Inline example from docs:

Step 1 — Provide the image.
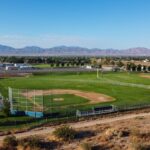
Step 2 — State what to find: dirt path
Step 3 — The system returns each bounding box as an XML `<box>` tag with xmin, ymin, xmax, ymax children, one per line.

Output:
<box><xmin>22</xmin><ymin>89</ymin><xmax>115</xmax><ymax>104</ymax></box>
<box><xmin>0</xmin><ymin>112</ymin><xmax>150</xmax><ymax>142</ymax></box>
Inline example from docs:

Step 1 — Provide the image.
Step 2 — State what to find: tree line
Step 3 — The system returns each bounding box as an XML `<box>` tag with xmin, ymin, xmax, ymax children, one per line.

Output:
<box><xmin>0</xmin><ymin>56</ymin><xmax>150</xmax><ymax>71</ymax></box>
<box><xmin>0</xmin><ymin>56</ymin><xmax>149</xmax><ymax>64</ymax></box>
<box><xmin>126</xmin><ymin>63</ymin><xmax>150</xmax><ymax>72</ymax></box>
<box><xmin>0</xmin><ymin>56</ymin><xmax>90</xmax><ymax>66</ymax></box>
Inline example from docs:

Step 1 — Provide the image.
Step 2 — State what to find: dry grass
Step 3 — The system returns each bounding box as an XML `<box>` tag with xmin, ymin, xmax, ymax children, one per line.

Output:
<box><xmin>1</xmin><ymin>114</ymin><xmax>150</xmax><ymax>150</ymax></box>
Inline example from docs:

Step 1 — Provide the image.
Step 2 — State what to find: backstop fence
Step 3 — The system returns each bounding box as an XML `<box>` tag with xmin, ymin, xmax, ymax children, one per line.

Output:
<box><xmin>8</xmin><ymin>87</ymin><xmax>78</xmax><ymax>118</ymax></box>
<box><xmin>0</xmin><ymin>92</ymin><xmax>3</xmax><ymax>110</ymax></box>
<box><xmin>8</xmin><ymin>87</ymin><xmax>150</xmax><ymax>118</ymax></box>
<box><xmin>9</xmin><ymin>87</ymin><xmax>44</xmax><ymax>117</ymax></box>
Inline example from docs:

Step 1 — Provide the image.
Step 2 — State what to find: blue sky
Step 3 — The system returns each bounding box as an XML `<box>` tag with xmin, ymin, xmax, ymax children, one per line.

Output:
<box><xmin>0</xmin><ymin>0</ymin><xmax>150</xmax><ymax>49</ymax></box>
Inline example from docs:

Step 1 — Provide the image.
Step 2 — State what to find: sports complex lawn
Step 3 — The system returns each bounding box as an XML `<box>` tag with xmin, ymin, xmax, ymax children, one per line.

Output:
<box><xmin>33</xmin><ymin>63</ymin><xmax>51</xmax><ymax>68</ymax></box>
<box><xmin>0</xmin><ymin>72</ymin><xmax>150</xmax><ymax>107</ymax></box>
<box><xmin>43</xmin><ymin>94</ymin><xmax>89</xmax><ymax>107</ymax></box>
<box><xmin>0</xmin><ymin>71</ymin><xmax>150</xmax><ymax>131</ymax></box>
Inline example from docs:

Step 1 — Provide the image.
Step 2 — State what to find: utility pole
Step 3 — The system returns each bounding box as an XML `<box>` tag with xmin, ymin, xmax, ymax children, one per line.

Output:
<box><xmin>97</xmin><ymin>68</ymin><xmax>99</xmax><ymax>79</ymax></box>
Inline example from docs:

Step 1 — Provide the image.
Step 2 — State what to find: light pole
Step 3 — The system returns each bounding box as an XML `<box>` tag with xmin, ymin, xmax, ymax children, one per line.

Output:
<box><xmin>97</xmin><ymin>68</ymin><xmax>99</xmax><ymax>79</ymax></box>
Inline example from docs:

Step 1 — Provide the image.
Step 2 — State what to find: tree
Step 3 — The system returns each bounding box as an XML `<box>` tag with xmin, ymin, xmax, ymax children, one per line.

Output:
<box><xmin>131</xmin><ymin>63</ymin><xmax>136</xmax><ymax>71</ymax></box>
<box><xmin>110</xmin><ymin>60</ymin><xmax>115</xmax><ymax>66</ymax></box>
<box><xmin>90</xmin><ymin>58</ymin><xmax>97</xmax><ymax>67</ymax></box>
<box><xmin>103</xmin><ymin>58</ymin><xmax>111</xmax><ymax>65</ymax></box>
<box><xmin>126</xmin><ymin>63</ymin><xmax>131</xmax><ymax>71</ymax></box>
<box><xmin>61</xmin><ymin>62</ymin><xmax>65</xmax><ymax>67</ymax></box>
<box><xmin>66</xmin><ymin>63</ymin><xmax>70</xmax><ymax>67</ymax></box>
<box><xmin>51</xmin><ymin>63</ymin><xmax>55</xmax><ymax>68</ymax></box>
<box><xmin>116</xmin><ymin>61</ymin><xmax>124</xmax><ymax>67</ymax></box>
<box><xmin>56</xmin><ymin>62</ymin><xmax>60</xmax><ymax>67</ymax></box>
<box><xmin>71</xmin><ymin>61</ymin><xmax>74</xmax><ymax>67</ymax></box>
<box><xmin>81</xmin><ymin>62</ymin><xmax>85</xmax><ymax>67</ymax></box>
<box><xmin>143</xmin><ymin>65</ymin><xmax>146</xmax><ymax>72</ymax></box>
<box><xmin>137</xmin><ymin>64</ymin><xmax>142</xmax><ymax>72</ymax></box>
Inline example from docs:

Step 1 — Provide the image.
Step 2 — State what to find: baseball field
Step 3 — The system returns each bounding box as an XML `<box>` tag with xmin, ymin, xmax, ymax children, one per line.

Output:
<box><xmin>0</xmin><ymin>71</ymin><xmax>150</xmax><ymax>115</ymax></box>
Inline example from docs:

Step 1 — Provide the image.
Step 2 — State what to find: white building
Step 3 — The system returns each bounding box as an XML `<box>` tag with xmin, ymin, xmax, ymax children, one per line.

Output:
<box><xmin>5</xmin><ymin>66</ymin><xmax>18</xmax><ymax>71</ymax></box>
<box><xmin>86</xmin><ymin>65</ymin><xmax>92</xmax><ymax>69</ymax></box>
<box><xmin>143</xmin><ymin>59</ymin><xmax>149</xmax><ymax>63</ymax></box>
<box><xmin>14</xmin><ymin>63</ymin><xmax>33</xmax><ymax>70</ymax></box>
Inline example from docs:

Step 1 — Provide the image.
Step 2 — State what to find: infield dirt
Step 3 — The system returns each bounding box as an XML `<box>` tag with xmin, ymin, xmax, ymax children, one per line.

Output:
<box><xmin>22</xmin><ymin>89</ymin><xmax>115</xmax><ymax>104</ymax></box>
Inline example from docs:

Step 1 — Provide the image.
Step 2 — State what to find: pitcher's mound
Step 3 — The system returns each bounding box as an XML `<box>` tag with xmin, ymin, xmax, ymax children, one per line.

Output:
<box><xmin>53</xmin><ymin>98</ymin><xmax>64</xmax><ymax>101</ymax></box>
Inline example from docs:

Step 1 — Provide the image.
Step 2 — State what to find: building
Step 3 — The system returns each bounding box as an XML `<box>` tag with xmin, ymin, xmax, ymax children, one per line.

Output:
<box><xmin>85</xmin><ymin>65</ymin><xmax>92</xmax><ymax>69</ymax></box>
<box><xmin>5</xmin><ymin>66</ymin><xmax>18</xmax><ymax>71</ymax></box>
<box><xmin>19</xmin><ymin>64</ymin><xmax>33</xmax><ymax>70</ymax></box>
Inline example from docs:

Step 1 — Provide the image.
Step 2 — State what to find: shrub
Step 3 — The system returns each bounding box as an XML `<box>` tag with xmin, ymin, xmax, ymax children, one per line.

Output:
<box><xmin>18</xmin><ymin>136</ymin><xmax>41</xmax><ymax>149</ymax></box>
<box><xmin>129</xmin><ymin>129</ymin><xmax>150</xmax><ymax>150</ymax></box>
<box><xmin>2</xmin><ymin>135</ymin><xmax>17</xmax><ymax>149</ymax></box>
<box><xmin>53</xmin><ymin>125</ymin><xmax>76</xmax><ymax>141</ymax></box>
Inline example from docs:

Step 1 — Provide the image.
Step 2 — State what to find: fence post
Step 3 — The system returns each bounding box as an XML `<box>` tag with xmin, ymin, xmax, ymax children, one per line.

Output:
<box><xmin>34</xmin><ymin>89</ymin><xmax>36</xmax><ymax>117</ymax></box>
<box><xmin>42</xmin><ymin>90</ymin><xmax>44</xmax><ymax>114</ymax></box>
<box><xmin>8</xmin><ymin>87</ymin><xmax>13</xmax><ymax>113</ymax></box>
<box><xmin>26</xmin><ymin>89</ymin><xmax>28</xmax><ymax>113</ymax></box>
<box><xmin>0</xmin><ymin>92</ymin><xmax>3</xmax><ymax>110</ymax></box>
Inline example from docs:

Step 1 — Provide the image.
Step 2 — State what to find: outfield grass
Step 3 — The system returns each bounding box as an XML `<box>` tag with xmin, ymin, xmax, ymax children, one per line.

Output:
<box><xmin>0</xmin><ymin>72</ymin><xmax>150</xmax><ymax>108</ymax></box>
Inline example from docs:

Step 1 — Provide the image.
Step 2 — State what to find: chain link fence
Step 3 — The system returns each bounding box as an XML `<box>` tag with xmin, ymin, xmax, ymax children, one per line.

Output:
<box><xmin>8</xmin><ymin>87</ymin><xmax>150</xmax><ymax>118</ymax></box>
<box><xmin>8</xmin><ymin>88</ymin><xmax>80</xmax><ymax>118</ymax></box>
<box><xmin>0</xmin><ymin>92</ymin><xmax>3</xmax><ymax>110</ymax></box>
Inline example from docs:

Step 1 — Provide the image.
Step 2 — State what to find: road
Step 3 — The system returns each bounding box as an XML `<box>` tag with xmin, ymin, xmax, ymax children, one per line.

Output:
<box><xmin>0</xmin><ymin>112</ymin><xmax>150</xmax><ymax>142</ymax></box>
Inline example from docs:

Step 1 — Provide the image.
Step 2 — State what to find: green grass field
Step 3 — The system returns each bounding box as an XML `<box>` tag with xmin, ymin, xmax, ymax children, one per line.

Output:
<box><xmin>43</xmin><ymin>94</ymin><xmax>89</xmax><ymax>107</ymax></box>
<box><xmin>0</xmin><ymin>71</ymin><xmax>150</xmax><ymax>131</ymax></box>
<box><xmin>33</xmin><ymin>64</ymin><xmax>51</xmax><ymax>68</ymax></box>
<box><xmin>32</xmin><ymin>63</ymin><xmax>73</xmax><ymax>68</ymax></box>
<box><xmin>42</xmin><ymin>94</ymin><xmax>90</xmax><ymax>114</ymax></box>
<box><xmin>0</xmin><ymin>72</ymin><xmax>150</xmax><ymax>112</ymax></box>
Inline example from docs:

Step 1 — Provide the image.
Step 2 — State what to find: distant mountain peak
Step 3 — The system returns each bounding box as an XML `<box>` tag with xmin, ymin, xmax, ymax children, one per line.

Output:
<box><xmin>0</xmin><ymin>44</ymin><xmax>150</xmax><ymax>56</ymax></box>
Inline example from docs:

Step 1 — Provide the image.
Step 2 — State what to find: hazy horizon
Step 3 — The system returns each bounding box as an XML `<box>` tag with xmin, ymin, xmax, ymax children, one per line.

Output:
<box><xmin>0</xmin><ymin>43</ymin><xmax>150</xmax><ymax>50</ymax></box>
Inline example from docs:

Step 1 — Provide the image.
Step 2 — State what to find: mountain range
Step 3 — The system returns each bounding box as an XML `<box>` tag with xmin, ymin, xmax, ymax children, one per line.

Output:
<box><xmin>0</xmin><ymin>44</ymin><xmax>150</xmax><ymax>56</ymax></box>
